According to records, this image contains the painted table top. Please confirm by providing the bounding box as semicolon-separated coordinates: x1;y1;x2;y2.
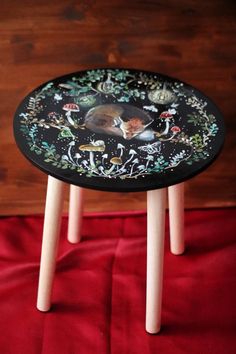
14;68;225;192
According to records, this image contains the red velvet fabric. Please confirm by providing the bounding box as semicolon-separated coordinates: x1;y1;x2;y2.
0;209;235;354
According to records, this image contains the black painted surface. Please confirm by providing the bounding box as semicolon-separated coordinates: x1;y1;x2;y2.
14;68;225;192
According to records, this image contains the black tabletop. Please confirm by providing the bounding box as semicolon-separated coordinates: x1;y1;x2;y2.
13;68;225;192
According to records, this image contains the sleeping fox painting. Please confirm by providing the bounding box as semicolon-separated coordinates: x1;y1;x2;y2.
84;104;153;140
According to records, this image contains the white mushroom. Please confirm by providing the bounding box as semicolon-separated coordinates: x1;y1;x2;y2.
82;160;88;168
98;166;107;176
102;153;108;164
74;152;82;165
122;149;137;169
159;111;173;135
113;167;127;177
135;164;146;177
145;155;154;168
129;158;139;176
117;143;125;157
128;149;137;161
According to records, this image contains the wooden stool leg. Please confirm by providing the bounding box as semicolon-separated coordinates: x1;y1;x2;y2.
67;185;84;244
168;183;185;255
146;188;166;334
37;176;65;312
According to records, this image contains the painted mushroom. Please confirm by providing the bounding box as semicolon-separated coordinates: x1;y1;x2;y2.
107;157;123;174
63;103;80;126
74;153;82;165
127;149;137;162
162;125;181;141
129;158;139;176
117;143;125;157
145;155;154;168
102;153;108;164
79;140;105;168
170;126;181;134
159;111;173;135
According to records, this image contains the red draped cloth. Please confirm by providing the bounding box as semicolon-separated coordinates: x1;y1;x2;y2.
0;209;235;353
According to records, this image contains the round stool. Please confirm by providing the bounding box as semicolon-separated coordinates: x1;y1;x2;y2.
13;68;224;334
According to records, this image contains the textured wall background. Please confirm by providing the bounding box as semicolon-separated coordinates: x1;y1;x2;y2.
0;0;235;215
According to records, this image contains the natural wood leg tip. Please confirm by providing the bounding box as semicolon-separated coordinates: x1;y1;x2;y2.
67;237;81;244
145;326;161;335
36;304;51;312
170;246;185;255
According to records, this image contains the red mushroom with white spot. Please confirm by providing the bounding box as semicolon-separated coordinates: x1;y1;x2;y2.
170;126;181;134
63;103;80;126
159;111;173;135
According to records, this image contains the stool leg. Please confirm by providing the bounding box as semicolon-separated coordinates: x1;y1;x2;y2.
37;176;65;312
146;188;166;334
168;183;185;255
67;185;84;244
